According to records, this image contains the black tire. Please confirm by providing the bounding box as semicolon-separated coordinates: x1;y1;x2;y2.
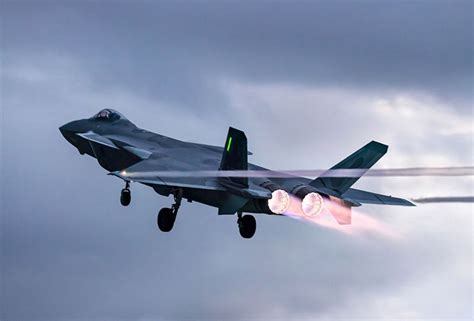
157;208;175;232
120;188;131;206
239;215;256;239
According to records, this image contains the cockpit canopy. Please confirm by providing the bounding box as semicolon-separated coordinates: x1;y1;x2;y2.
90;109;126;121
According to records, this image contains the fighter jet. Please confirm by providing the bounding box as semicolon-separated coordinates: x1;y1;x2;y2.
60;108;414;238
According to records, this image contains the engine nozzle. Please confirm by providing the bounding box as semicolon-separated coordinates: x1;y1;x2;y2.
268;189;290;214
302;192;324;216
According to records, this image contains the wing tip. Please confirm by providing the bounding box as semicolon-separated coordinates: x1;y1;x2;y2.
368;140;389;154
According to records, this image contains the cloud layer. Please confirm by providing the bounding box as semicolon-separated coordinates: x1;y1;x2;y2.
1;1;472;320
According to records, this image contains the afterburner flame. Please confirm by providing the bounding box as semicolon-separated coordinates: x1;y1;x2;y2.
302;192;324;216
268;189;290;214
282;197;399;239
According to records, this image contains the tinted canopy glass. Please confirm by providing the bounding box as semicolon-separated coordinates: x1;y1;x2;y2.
90;109;126;121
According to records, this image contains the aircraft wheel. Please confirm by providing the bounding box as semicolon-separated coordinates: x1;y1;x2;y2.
120;188;131;206
238;215;256;239
157;207;175;232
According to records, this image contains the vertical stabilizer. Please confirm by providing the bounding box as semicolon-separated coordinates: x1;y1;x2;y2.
219;127;248;187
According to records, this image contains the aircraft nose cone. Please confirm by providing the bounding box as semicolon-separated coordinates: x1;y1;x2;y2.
59;123;68;135
59;120;83;134
59;120;84;144
59;122;74;138
59;120;92;155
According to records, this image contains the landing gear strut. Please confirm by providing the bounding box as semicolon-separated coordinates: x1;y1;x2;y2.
237;212;256;239
157;189;183;232
120;181;131;206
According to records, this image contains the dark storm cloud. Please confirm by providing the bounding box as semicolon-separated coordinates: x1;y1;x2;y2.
1;62;472;320
2;0;473;109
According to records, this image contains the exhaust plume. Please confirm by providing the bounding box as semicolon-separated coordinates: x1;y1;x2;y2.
282;195;399;239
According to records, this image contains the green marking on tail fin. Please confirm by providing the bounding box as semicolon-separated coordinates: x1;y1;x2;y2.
226;136;233;152
219;127;248;187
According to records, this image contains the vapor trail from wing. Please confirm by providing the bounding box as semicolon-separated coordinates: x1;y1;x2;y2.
411;196;474;203
121;166;474;178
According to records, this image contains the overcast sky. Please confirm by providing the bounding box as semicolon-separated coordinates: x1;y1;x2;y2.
1;1;473;321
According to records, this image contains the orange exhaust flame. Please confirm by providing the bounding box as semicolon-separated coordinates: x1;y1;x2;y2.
282;195;399;239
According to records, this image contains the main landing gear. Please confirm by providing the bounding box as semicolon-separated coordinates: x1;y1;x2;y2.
119;184;256;238
237;212;256;239
120;182;131;206
157;189;182;232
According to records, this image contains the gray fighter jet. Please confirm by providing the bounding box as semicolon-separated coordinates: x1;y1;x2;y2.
60;109;414;238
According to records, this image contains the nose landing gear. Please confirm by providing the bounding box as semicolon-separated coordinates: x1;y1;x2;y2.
157;189;183;232
120;182;131;206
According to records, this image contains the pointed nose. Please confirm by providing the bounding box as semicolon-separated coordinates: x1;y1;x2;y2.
59;120;84;144
59;121;75;139
59;123;70;136
59;120;83;134
60;120;93;155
